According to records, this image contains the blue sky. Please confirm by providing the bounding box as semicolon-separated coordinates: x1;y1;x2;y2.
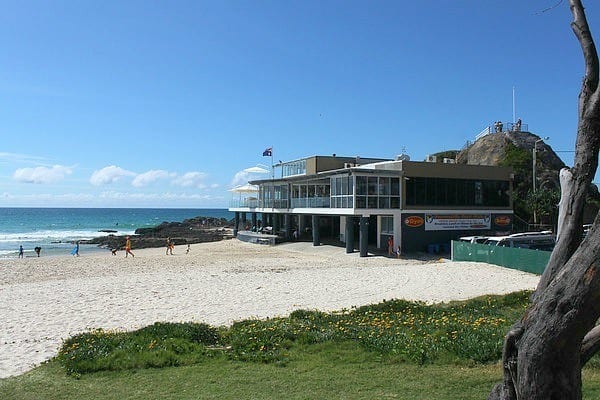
0;0;596;208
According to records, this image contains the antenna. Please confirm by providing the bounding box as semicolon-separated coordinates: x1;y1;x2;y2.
513;86;516;123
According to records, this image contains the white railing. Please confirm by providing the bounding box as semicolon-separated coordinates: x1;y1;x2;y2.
475;126;492;140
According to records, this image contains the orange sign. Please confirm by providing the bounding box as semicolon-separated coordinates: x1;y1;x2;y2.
494;216;511;226
405;216;424;227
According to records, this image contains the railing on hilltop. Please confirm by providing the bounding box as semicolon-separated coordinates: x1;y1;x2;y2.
475;121;530;140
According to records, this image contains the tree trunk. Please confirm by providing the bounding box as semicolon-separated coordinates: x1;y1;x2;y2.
489;1;600;398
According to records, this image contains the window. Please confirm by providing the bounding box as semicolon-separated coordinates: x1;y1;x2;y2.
405;177;510;207
283;160;306;177
381;216;394;234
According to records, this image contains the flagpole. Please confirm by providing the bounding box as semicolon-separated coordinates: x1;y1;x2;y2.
271;146;274;179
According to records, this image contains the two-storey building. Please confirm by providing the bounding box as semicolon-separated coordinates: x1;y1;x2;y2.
229;155;514;256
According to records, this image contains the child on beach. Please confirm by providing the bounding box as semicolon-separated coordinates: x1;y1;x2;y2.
125;236;134;258
166;238;174;255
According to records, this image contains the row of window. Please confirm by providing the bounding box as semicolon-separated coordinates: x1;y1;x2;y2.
255;176;510;209
405;177;510;207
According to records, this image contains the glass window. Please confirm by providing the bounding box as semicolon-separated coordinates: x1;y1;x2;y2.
368;196;378;209
356;176;367;195
474;181;483;205
368;177;378;195
381;216;393;234
379;177;390;195
356;196;366;208
379;197;390;209
391;178;400;196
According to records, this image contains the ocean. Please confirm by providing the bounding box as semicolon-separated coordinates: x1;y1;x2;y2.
0;208;234;259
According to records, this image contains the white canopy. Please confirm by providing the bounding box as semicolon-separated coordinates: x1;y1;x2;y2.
243;166;270;174
229;184;259;193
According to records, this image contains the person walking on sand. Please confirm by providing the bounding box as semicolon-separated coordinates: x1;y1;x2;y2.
387;236;394;256
71;241;80;257
18;245;24;259
186;244;190;254
125;236;134;258
166;237;174;255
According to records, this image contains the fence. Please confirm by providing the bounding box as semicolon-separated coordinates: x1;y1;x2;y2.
475;122;530;140
451;241;550;275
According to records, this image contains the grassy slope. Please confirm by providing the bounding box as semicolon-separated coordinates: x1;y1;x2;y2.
3;342;600;400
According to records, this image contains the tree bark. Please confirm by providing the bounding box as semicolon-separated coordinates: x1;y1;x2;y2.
489;1;600;399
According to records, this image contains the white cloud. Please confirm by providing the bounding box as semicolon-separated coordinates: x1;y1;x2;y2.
172;172;207;188
132;170;175;187
90;165;136;186
13;165;73;184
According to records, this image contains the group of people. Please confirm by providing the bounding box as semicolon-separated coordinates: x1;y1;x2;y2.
166;238;191;255
16;236;193;259
17;245;42;258
494;119;522;133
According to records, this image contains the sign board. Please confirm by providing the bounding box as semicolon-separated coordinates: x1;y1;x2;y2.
424;213;491;231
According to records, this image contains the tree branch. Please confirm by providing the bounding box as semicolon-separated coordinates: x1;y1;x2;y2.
571;0;599;95
581;325;600;365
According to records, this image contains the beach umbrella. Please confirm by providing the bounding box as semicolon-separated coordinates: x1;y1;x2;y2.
229;184;259;206
243;166;270;174
229;184;259;193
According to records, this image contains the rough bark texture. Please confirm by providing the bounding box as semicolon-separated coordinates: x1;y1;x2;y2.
488;1;600;399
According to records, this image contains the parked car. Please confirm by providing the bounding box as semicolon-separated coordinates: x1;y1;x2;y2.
457;235;489;244
483;231;555;251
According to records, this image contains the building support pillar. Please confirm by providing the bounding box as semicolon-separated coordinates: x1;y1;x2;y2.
233;212;240;237
251;212;257;232
273;213;280;235
241;212;247;230
359;216;369;257
284;214;292;239
312;215;320;246
345;216;355;253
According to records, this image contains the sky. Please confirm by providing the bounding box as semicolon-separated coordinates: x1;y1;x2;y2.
0;0;597;208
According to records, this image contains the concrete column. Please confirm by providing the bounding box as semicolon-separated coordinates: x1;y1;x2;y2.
359;216;369;257
233;212;240;237
241;212;247;229
251;212;257;232
284;214;292;239
345;216;355;253
393;213;402;255
312;215;320;246
273;214;280;234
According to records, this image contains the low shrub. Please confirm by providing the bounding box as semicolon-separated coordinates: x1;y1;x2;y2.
56;292;533;376
57;322;220;376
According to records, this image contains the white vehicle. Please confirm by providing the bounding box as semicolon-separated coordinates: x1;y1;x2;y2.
457;235;489;244
484;231;555;251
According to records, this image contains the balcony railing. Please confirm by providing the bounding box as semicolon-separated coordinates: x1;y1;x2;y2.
229;198;259;208
291;197;331;208
230;196;335;209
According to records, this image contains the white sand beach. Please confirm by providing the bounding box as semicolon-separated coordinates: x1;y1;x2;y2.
0;239;539;379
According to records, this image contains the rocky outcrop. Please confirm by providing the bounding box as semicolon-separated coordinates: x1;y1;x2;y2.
82;216;234;250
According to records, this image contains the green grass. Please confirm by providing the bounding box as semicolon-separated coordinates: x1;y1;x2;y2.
3;343;600;400
2;291;600;399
